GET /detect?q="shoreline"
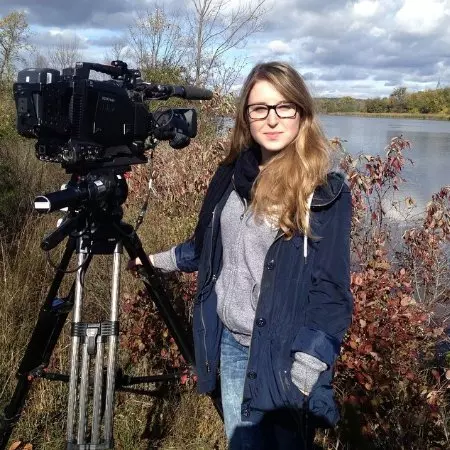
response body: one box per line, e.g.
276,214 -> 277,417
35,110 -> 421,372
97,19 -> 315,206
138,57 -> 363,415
321,112 -> 450,121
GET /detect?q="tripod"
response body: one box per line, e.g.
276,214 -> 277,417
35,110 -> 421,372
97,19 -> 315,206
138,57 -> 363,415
0,175 -> 221,449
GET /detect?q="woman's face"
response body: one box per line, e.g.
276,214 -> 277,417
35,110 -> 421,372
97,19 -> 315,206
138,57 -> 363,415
247,80 -> 300,163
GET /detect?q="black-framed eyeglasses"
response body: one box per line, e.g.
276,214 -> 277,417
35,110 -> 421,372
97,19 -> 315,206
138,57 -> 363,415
246,102 -> 298,120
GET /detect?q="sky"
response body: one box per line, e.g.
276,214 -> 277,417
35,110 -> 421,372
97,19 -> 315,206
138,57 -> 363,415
1,0 -> 449,98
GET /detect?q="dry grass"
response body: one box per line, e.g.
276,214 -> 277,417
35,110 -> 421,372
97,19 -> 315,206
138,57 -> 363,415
0,212 -> 70,448
159,390 -> 226,450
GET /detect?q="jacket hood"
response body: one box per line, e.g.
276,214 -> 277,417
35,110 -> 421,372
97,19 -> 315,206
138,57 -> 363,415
311,172 -> 346,208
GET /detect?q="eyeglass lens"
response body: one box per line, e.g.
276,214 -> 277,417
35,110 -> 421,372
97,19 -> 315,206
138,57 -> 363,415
248,103 -> 297,119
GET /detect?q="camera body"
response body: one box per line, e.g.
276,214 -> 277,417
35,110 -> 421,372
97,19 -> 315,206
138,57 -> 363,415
13,61 -> 198,173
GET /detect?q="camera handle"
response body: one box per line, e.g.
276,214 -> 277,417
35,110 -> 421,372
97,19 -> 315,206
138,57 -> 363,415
0,211 -> 222,449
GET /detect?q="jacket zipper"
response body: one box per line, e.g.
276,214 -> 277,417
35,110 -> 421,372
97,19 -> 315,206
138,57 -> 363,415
201,206 -> 218,373
200,292 -> 210,372
205,206 -> 217,286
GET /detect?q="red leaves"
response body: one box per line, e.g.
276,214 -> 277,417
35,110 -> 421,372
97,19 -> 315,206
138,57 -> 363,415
119,273 -> 197,372
352,273 -> 364,286
359,342 -> 373,355
334,135 -> 449,444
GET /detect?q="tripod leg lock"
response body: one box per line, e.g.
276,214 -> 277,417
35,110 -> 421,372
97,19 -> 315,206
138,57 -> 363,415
25,363 -> 47,380
71,322 -> 119,355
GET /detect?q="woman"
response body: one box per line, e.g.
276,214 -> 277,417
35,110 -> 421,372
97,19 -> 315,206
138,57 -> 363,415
130,61 -> 353,449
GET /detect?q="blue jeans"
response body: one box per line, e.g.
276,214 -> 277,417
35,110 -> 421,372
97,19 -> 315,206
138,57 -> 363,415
220,326 -> 261,449
220,327 -> 316,450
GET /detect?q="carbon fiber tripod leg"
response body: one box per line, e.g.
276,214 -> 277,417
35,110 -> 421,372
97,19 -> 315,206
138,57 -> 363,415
0,236 -> 78,450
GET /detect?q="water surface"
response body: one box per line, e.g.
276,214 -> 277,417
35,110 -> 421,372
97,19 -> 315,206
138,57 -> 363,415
320,115 -> 450,212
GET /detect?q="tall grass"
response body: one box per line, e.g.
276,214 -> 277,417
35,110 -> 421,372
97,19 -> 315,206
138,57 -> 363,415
0,142 -> 71,448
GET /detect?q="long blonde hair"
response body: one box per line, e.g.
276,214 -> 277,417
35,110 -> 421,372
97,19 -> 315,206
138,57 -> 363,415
223,61 -> 331,238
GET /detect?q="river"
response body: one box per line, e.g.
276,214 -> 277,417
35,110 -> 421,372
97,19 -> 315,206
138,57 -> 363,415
320,115 -> 449,216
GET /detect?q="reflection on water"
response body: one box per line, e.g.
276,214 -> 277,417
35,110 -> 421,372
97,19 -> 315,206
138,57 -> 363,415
320,115 -> 450,214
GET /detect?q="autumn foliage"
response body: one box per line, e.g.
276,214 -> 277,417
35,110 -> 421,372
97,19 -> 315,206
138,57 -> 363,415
329,136 -> 450,449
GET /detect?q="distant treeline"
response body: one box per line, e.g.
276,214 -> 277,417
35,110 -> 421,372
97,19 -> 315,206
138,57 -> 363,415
315,86 -> 450,116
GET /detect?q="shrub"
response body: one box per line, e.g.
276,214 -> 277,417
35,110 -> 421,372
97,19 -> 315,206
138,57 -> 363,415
323,137 -> 450,449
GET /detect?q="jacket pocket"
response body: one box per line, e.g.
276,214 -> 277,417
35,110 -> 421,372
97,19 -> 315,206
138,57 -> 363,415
270,340 -> 307,410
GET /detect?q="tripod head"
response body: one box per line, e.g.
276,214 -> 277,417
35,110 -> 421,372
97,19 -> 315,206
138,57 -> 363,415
35,170 -> 128,215
35,168 -> 131,252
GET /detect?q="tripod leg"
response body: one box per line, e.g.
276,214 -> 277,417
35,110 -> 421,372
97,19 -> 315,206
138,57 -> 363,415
103,242 -> 122,445
76,339 -> 90,443
91,334 -> 104,444
116,223 -> 195,365
0,237 -> 77,450
66,241 -> 89,444
116,222 -> 223,421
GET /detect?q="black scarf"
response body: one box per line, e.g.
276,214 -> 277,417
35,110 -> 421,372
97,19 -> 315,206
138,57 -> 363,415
233,145 -> 261,201
193,146 -> 261,255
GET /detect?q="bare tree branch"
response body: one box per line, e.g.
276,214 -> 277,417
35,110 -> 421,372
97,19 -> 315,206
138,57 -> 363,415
47,35 -> 84,72
127,3 -> 185,73
188,0 -> 267,87
105,36 -> 131,63
209,55 -> 247,94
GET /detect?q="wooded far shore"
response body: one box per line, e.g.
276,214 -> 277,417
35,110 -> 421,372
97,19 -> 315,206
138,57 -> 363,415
315,86 -> 450,120
322,111 -> 450,120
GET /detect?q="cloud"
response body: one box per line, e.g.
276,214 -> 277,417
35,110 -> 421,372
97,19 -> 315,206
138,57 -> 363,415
395,0 -> 450,35
267,40 -> 291,54
20,29 -> 92,60
1,0 -> 122,27
318,67 -> 372,82
2,0 -> 449,97
352,0 -> 380,18
302,72 -> 317,80
0,0 -> 182,28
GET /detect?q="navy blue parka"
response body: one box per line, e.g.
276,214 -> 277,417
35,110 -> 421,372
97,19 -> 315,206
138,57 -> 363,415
172,155 -> 353,427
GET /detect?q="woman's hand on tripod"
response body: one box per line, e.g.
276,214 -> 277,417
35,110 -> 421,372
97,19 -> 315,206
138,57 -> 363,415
126,254 -> 154,271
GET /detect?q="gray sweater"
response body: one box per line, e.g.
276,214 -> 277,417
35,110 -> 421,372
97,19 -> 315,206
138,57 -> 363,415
215,190 -> 278,346
152,189 -> 327,395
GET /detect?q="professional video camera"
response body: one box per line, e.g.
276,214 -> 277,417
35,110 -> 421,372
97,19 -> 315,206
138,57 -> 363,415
13,59 -> 212,215
13,60 -> 211,172
0,62 -> 220,450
